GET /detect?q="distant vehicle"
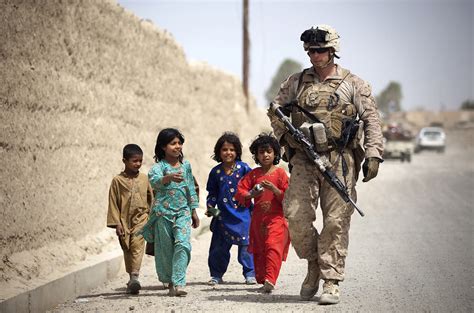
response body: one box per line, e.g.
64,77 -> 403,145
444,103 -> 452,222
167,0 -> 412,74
383,123 -> 414,162
414,127 -> 446,153
383,138 -> 414,162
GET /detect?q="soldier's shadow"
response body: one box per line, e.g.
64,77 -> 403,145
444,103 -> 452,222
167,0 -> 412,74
206,293 -> 320,303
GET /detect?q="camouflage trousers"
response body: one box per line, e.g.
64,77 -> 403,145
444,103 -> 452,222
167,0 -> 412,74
283,149 -> 357,282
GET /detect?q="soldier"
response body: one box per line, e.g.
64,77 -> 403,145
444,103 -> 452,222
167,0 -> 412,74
267,25 -> 384,304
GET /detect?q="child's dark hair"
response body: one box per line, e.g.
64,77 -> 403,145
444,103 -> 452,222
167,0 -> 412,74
123,144 -> 143,160
249,133 -> 281,165
154,128 -> 185,162
212,132 -> 243,162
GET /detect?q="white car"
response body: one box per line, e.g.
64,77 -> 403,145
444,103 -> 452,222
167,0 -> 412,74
414,127 -> 446,153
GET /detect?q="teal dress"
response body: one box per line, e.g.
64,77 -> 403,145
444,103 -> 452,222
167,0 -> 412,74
139,159 -> 199,287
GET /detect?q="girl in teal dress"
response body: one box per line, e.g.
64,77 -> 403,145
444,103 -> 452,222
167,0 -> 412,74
139,128 -> 200,297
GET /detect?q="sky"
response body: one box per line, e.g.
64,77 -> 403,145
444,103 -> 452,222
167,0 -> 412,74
116,0 -> 473,111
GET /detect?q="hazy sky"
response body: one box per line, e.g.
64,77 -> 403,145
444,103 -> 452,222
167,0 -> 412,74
117,0 -> 473,111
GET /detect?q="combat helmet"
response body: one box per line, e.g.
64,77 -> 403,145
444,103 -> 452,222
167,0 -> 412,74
300,25 -> 340,52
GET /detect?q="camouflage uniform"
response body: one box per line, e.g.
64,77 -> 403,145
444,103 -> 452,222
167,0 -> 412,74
268,65 -> 383,281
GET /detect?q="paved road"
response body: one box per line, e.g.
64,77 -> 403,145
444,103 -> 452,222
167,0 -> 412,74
53,131 -> 473,312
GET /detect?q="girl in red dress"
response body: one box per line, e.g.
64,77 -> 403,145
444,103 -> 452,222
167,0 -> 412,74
236,133 -> 290,293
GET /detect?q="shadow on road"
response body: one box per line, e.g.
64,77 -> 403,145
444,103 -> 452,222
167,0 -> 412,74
74,285 -> 172,301
205,293 -> 320,303
200,287 -> 258,293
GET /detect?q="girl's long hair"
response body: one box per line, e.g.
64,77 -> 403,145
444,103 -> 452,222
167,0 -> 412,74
154,128 -> 185,163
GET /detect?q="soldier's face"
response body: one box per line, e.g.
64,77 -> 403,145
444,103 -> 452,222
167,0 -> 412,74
308,48 -> 330,67
257,146 -> 275,167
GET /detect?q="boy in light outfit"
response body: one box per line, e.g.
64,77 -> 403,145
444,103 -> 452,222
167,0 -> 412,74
107,144 -> 153,294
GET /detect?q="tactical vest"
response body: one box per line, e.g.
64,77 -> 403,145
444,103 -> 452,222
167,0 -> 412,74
292,68 -> 357,143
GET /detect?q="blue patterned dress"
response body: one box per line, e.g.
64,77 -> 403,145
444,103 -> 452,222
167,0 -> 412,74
206,160 -> 255,279
139,159 -> 198,287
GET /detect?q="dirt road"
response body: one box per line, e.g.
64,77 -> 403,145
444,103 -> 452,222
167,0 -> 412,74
52,130 -> 473,312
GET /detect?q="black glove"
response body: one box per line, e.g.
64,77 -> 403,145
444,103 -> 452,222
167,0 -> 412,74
280,105 -> 292,117
362,157 -> 380,182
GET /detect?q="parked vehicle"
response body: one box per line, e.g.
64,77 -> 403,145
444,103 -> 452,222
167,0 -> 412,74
414,127 -> 446,153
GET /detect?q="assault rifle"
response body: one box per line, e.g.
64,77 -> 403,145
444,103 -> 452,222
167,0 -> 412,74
273,103 -> 365,217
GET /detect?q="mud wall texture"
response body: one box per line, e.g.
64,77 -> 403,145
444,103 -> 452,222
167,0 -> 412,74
0,0 -> 269,263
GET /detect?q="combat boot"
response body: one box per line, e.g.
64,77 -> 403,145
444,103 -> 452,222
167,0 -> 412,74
299,259 -> 320,301
319,280 -> 340,305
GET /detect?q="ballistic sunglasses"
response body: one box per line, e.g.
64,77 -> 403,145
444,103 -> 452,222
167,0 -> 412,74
308,47 -> 330,54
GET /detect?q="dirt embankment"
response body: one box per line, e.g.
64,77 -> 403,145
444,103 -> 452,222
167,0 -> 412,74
0,0 -> 269,296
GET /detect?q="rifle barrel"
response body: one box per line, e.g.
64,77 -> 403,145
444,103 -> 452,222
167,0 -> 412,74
349,198 -> 365,217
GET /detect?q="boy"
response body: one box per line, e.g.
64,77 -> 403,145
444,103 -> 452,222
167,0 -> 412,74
107,144 -> 153,294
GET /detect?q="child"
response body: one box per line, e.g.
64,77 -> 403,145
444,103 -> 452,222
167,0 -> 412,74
138,128 -> 200,297
236,133 -> 290,293
107,144 -> 153,294
205,132 -> 256,286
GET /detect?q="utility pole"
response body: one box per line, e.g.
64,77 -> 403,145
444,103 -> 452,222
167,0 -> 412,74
243,0 -> 249,112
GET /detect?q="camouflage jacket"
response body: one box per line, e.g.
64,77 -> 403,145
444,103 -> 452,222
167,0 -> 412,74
267,65 -> 384,160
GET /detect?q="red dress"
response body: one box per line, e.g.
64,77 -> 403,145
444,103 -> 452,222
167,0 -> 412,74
236,166 -> 290,286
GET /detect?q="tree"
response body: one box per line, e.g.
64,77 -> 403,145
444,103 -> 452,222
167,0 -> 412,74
265,59 -> 302,103
376,81 -> 403,116
460,99 -> 474,110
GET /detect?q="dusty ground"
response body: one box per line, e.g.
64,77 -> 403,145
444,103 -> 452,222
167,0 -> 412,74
51,129 -> 473,312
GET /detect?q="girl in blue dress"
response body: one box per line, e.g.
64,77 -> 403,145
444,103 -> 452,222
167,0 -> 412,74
139,128 -> 200,297
206,132 -> 256,285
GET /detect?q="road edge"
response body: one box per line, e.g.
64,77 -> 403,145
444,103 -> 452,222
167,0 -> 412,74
0,220 -> 211,313
0,250 -> 123,313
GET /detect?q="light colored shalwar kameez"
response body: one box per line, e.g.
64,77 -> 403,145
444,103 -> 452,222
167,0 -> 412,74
107,172 -> 153,274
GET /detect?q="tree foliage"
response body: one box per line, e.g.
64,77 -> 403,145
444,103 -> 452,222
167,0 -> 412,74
460,99 -> 474,110
265,59 -> 302,103
376,81 -> 403,115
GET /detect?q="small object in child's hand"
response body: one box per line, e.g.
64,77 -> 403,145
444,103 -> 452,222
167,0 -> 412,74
207,206 -> 221,217
254,184 -> 264,192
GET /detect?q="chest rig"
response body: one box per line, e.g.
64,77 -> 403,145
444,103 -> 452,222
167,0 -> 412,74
291,68 -> 357,147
